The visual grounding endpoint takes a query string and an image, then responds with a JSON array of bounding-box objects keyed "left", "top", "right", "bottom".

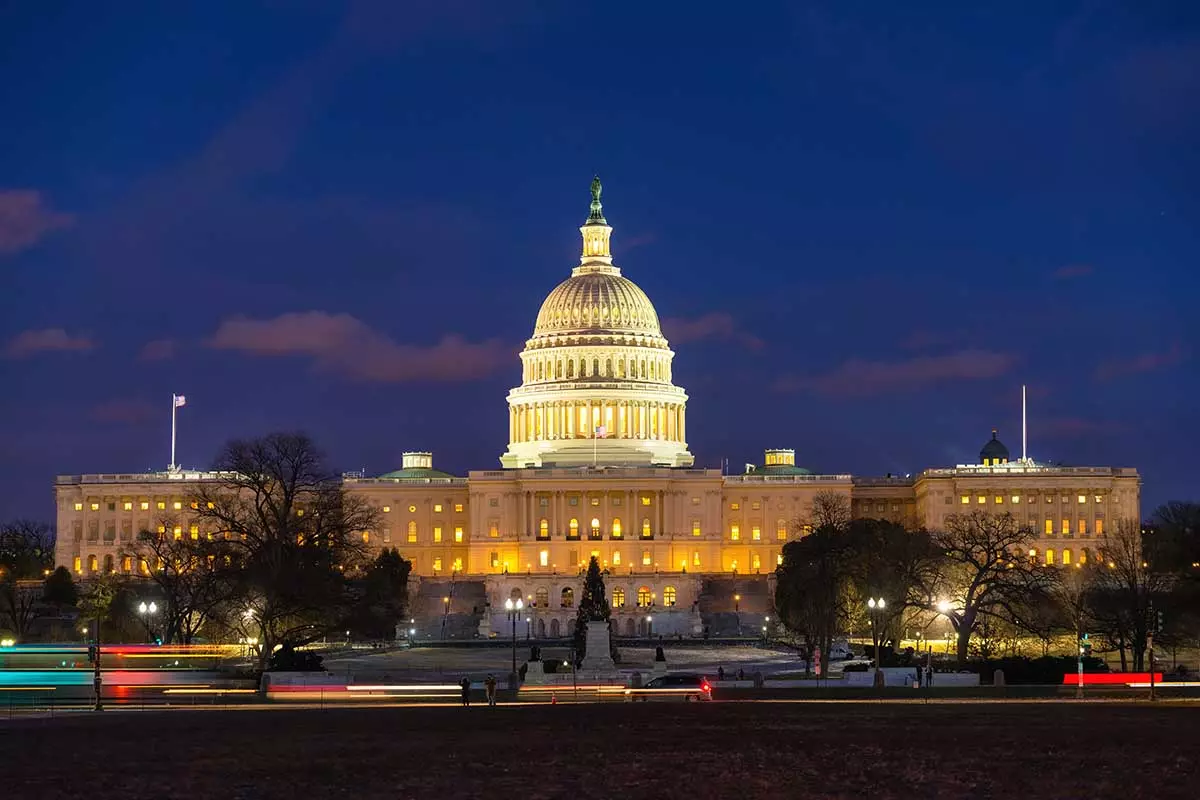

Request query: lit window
[
  {"left": 434, "top": 504, "right": 443, "bottom": 512},
  {"left": 172, "top": 501, "right": 181, "bottom": 510},
  {"left": 976, "top": 496, "right": 986, "bottom": 505},
  {"left": 157, "top": 501, "right": 166, "bottom": 510},
  {"left": 692, "top": 520, "right": 701, "bottom": 537},
  {"left": 613, "top": 551, "right": 621, "bottom": 565},
  {"left": 1061, "top": 496, "right": 1069, "bottom": 504},
  {"left": 960, "top": 495, "right": 969, "bottom": 505},
  {"left": 561, "top": 588, "right": 574, "bottom": 608},
  {"left": 73, "top": 556, "right": 82, "bottom": 573},
  {"left": 994, "top": 496, "right": 1003, "bottom": 504},
  {"left": 1044, "top": 519, "right": 1053, "bottom": 535},
  {"left": 613, "top": 588, "right": 625, "bottom": 608},
  {"left": 1094, "top": 495, "right": 1103, "bottom": 505},
  {"left": 433, "top": 557, "right": 443, "bottom": 571},
  {"left": 1061, "top": 519, "right": 1070, "bottom": 535},
  {"left": 569, "top": 519, "right": 579, "bottom": 537},
  {"left": 777, "top": 553, "right": 783, "bottom": 565},
  {"left": 206, "top": 502, "right": 213, "bottom": 509},
  {"left": 157, "top": 525, "right": 166, "bottom": 535},
  {"left": 752, "top": 526, "right": 761, "bottom": 541},
  {"left": 730, "top": 502, "right": 740, "bottom": 511},
  {"left": 641, "top": 519, "right": 651, "bottom": 537},
  {"left": 1045, "top": 549, "right": 1055, "bottom": 566},
  {"left": 641, "top": 496, "right": 651, "bottom": 506},
  {"left": 455, "top": 527, "right": 464, "bottom": 543},
  {"left": 664, "top": 586, "right": 677, "bottom": 606},
  {"left": 123, "top": 501, "right": 133, "bottom": 511},
  {"left": 452, "top": 557, "right": 462, "bottom": 572},
  {"left": 407, "top": 521, "right": 417, "bottom": 543},
  {"left": 612, "top": 518, "right": 622, "bottom": 538},
  {"left": 642, "top": 550, "right": 652, "bottom": 566},
  {"left": 383, "top": 528, "right": 391, "bottom": 543},
  {"left": 730, "top": 524, "right": 740, "bottom": 541},
  {"left": 488, "top": 523, "right": 498, "bottom": 538},
  {"left": 90, "top": 503, "right": 99, "bottom": 511},
  {"left": 173, "top": 526, "right": 182, "bottom": 540},
  {"left": 777, "top": 520, "right": 787, "bottom": 540},
  {"left": 87, "top": 555, "right": 97, "bottom": 573},
  {"left": 751, "top": 501, "right": 761, "bottom": 510},
  {"left": 296, "top": 509, "right": 304, "bottom": 517},
  {"left": 1078, "top": 495, "right": 1087, "bottom": 504},
  {"left": 383, "top": 505, "right": 391, "bottom": 513},
  {"left": 490, "top": 552, "right": 499, "bottom": 567},
  {"left": 590, "top": 497, "right": 600, "bottom": 506},
  {"left": 1062, "top": 549, "right": 1072, "bottom": 565},
  {"left": 691, "top": 497, "right": 700, "bottom": 505},
  {"left": 637, "top": 586, "right": 652, "bottom": 607},
  {"left": 1095, "top": 519, "right": 1104, "bottom": 536},
  {"left": 1077, "top": 519, "right": 1086, "bottom": 535},
  {"left": 189, "top": 524, "right": 199, "bottom": 540},
  {"left": 752, "top": 553, "right": 761, "bottom": 570},
  {"left": 539, "top": 550, "right": 549, "bottom": 567},
  {"left": 540, "top": 519, "right": 549, "bottom": 537},
  {"left": 190, "top": 501, "right": 198, "bottom": 510},
  {"left": 74, "top": 502, "right": 83, "bottom": 511},
  {"left": 362, "top": 531, "right": 370, "bottom": 544},
  {"left": 591, "top": 518, "right": 601, "bottom": 537},
  {"left": 140, "top": 501, "right": 150, "bottom": 510},
  {"left": 1080, "top": 548, "right": 1089, "bottom": 564},
  {"left": 1011, "top": 496, "right": 1020, "bottom": 504},
  {"left": 692, "top": 551, "right": 701, "bottom": 567},
  {"left": 409, "top": 505, "right": 417, "bottom": 513},
  {"left": 433, "top": 527, "right": 443, "bottom": 543}
]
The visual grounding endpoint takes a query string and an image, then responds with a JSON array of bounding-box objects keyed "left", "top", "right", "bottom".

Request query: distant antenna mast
[{"left": 1021, "top": 384, "right": 1028, "bottom": 463}]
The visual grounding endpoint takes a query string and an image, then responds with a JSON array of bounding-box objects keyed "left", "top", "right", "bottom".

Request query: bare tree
[
  {"left": 1088, "top": 518, "right": 1168, "bottom": 671},
  {"left": 188, "top": 433, "right": 377, "bottom": 669},
  {"left": 807, "top": 490, "right": 851, "bottom": 531},
  {"left": 0, "top": 519, "right": 54, "bottom": 579},
  {"left": 927, "top": 511, "right": 1044, "bottom": 665},
  {"left": 123, "top": 519, "right": 226, "bottom": 644}
]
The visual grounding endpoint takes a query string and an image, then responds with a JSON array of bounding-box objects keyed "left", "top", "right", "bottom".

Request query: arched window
[
  {"left": 593, "top": 358, "right": 600, "bottom": 377},
  {"left": 87, "top": 554, "right": 98, "bottom": 573},
  {"left": 567, "top": 360, "right": 575, "bottom": 378},
  {"left": 510, "top": 587, "right": 522, "bottom": 601},
  {"left": 619, "top": 358, "right": 626, "bottom": 377},
  {"left": 641, "top": 549, "right": 652, "bottom": 566},
  {"left": 752, "top": 553, "right": 761, "bottom": 571},
  {"left": 103, "top": 554, "right": 114, "bottom": 572},
  {"left": 611, "top": 518, "right": 622, "bottom": 538},
  {"left": 605, "top": 358, "right": 612, "bottom": 377},
  {"left": 537, "top": 361, "right": 543, "bottom": 380},
  {"left": 1079, "top": 548, "right": 1089, "bottom": 565},
  {"left": 535, "top": 587, "right": 549, "bottom": 607},
  {"left": 612, "top": 587, "right": 626, "bottom": 608},
  {"left": 1045, "top": 548, "right": 1056, "bottom": 566},
  {"left": 777, "top": 519, "right": 788, "bottom": 540},
  {"left": 556, "top": 360, "right": 562, "bottom": 378},
  {"left": 641, "top": 518, "right": 651, "bottom": 538},
  {"left": 637, "top": 586, "right": 652, "bottom": 607},
  {"left": 612, "top": 550, "right": 621, "bottom": 565},
  {"left": 590, "top": 518, "right": 601, "bottom": 538},
  {"left": 569, "top": 518, "right": 579, "bottom": 538},
  {"left": 664, "top": 586, "right": 677, "bottom": 606},
  {"left": 640, "top": 359, "right": 647, "bottom": 378},
  {"left": 561, "top": 587, "right": 574, "bottom": 608},
  {"left": 1062, "top": 548, "right": 1072, "bottom": 565},
  {"left": 407, "top": 520, "right": 417, "bottom": 543},
  {"left": 539, "top": 518, "right": 549, "bottom": 538}
]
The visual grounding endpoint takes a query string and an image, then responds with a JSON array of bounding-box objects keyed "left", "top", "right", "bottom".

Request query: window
[
  {"left": 960, "top": 495, "right": 969, "bottom": 505},
  {"left": 692, "top": 520, "right": 701, "bottom": 537},
  {"left": 1077, "top": 519, "right": 1086, "bottom": 535},
  {"left": 490, "top": 551, "right": 499, "bottom": 567},
  {"left": 409, "top": 504, "right": 417, "bottom": 513},
  {"left": 455, "top": 503, "right": 464, "bottom": 513},
  {"left": 362, "top": 531, "right": 370, "bottom": 544},
  {"left": 730, "top": 502, "right": 740, "bottom": 511},
  {"left": 452, "top": 557, "right": 462, "bottom": 572},
  {"left": 433, "top": 527, "right": 443, "bottom": 543},
  {"left": 73, "top": 556, "right": 82, "bottom": 573},
  {"left": 1062, "top": 549, "right": 1072, "bottom": 565},
  {"left": 1045, "top": 549, "right": 1055, "bottom": 566},
  {"left": 107, "top": 502, "right": 116, "bottom": 511},
  {"left": 539, "top": 519, "right": 549, "bottom": 538},
  {"left": 561, "top": 588, "right": 574, "bottom": 608},
  {"left": 487, "top": 522, "right": 498, "bottom": 538},
  {"left": 642, "top": 549, "right": 652, "bottom": 566},
  {"left": 540, "top": 496, "right": 549, "bottom": 507},
  {"left": 751, "top": 526, "right": 761, "bottom": 541},
  {"left": 613, "top": 497, "right": 622, "bottom": 506},
  {"left": 1080, "top": 548, "right": 1089, "bottom": 564},
  {"left": 1061, "top": 519, "right": 1070, "bottom": 535},
  {"left": 692, "top": 551, "right": 700, "bottom": 567},
  {"left": 383, "top": 528, "right": 391, "bottom": 543},
  {"left": 87, "top": 555, "right": 97, "bottom": 573},
  {"left": 433, "top": 557, "right": 443, "bottom": 571},
  {"left": 569, "top": 497, "right": 578, "bottom": 506},
  {"left": 1094, "top": 495, "right": 1103, "bottom": 505},
  {"left": 590, "top": 497, "right": 600, "bottom": 506},
  {"left": 189, "top": 524, "right": 199, "bottom": 540},
  {"left": 637, "top": 587, "right": 652, "bottom": 607},
  {"left": 1078, "top": 495, "right": 1087, "bottom": 504},
  {"left": 539, "top": 550, "right": 549, "bottom": 567},
  {"left": 434, "top": 503, "right": 443, "bottom": 513},
  {"left": 140, "top": 501, "right": 149, "bottom": 511},
  {"left": 751, "top": 501, "right": 761, "bottom": 510},
  {"left": 173, "top": 501, "right": 182, "bottom": 510},
  {"left": 74, "top": 502, "right": 83, "bottom": 511},
  {"left": 691, "top": 497, "right": 700, "bottom": 505},
  {"left": 611, "top": 518, "right": 622, "bottom": 538},
  {"left": 535, "top": 587, "right": 549, "bottom": 606},
  {"left": 407, "top": 521, "right": 417, "bottom": 543},
  {"left": 90, "top": 502, "right": 100, "bottom": 511},
  {"left": 994, "top": 496, "right": 1003, "bottom": 504},
  {"left": 123, "top": 501, "right": 133, "bottom": 511},
  {"left": 730, "top": 524, "right": 740, "bottom": 541},
  {"left": 173, "top": 526, "right": 182, "bottom": 540},
  {"left": 613, "top": 550, "right": 621, "bottom": 565},
  {"left": 641, "top": 519, "right": 651, "bottom": 538},
  {"left": 383, "top": 505, "right": 391, "bottom": 513},
  {"left": 1045, "top": 519, "right": 1053, "bottom": 536},
  {"left": 569, "top": 518, "right": 579, "bottom": 537},
  {"left": 641, "top": 496, "right": 651, "bottom": 506},
  {"left": 454, "top": 526, "right": 464, "bottom": 543},
  {"left": 664, "top": 586, "right": 677, "bottom": 606},
  {"left": 612, "top": 588, "right": 626, "bottom": 608},
  {"left": 976, "top": 496, "right": 986, "bottom": 505},
  {"left": 157, "top": 501, "right": 166, "bottom": 510},
  {"left": 590, "top": 518, "right": 601, "bottom": 538},
  {"left": 1009, "top": 495, "right": 1019, "bottom": 504},
  {"left": 752, "top": 553, "right": 761, "bottom": 570},
  {"left": 1095, "top": 519, "right": 1104, "bottom": 536}
]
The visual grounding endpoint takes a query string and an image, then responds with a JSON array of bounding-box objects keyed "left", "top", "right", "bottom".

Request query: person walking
[
  {"left": 717, "top": 666, "right": 725, "bottom": 682},
  {"left": 926, "top": 665, "right": 934, "bottom": 687},
  {"left": 460, "top": 676, "right": 471, "bottom": 707},
  {"left": 485, "top": 674, "right": 498, "bottom": 707}
]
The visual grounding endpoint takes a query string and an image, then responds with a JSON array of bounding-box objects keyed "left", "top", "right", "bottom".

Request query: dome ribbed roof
[
  {"left": 532, "top": 270, "right": 662, "bottom": 337},
  {"left": 980, "top": 430, "right": 1010, "bottom": 463}
]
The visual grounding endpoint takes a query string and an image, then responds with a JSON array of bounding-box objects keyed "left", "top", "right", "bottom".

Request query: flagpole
[
  {"left": 593, "top": 427, "right": 598, "bottom": 467},
  {"left": 170, "top": 394, "right": 178, "bottom": 471}
]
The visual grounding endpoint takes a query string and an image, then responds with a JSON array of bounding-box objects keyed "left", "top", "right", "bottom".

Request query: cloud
[
  {"left": 1095, "top": 342, "right": 1187, "bottom": 381},
  {"left": 3, "top": 328, "right": 96, "bottom": 359},
  {"left": 1037, "top": 417, "right": 1124, "bottom": 439},
  {"left": 138, "top": 339, "right": 177, "bottom": 362},
  {"left": 0, "top": 190, "right": 74, "bottom": 256},
  {"left": 90, "top": 398, "right": 157, "bottom": 425},
  {"left": 662, "top": 312, "right": 764, "bottom": 350},
  {"left": 207, "top": 311, "right": 511, "bottom": 382},
  {"left": 777, "top": 349, "right": 1017, "bottom": 396},
  {"left": 1051, "top": 264, "right": 1093, "bottom": 280}
]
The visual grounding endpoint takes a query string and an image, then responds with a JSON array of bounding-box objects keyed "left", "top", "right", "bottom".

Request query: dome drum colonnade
[{"left": 500, "top": 178, "right": 693, "bottom": 468}]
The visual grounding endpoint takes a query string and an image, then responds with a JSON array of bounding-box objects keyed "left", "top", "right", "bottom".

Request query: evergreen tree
[{"left": 572, "top": 556, "right": 611, "bottom": 660}]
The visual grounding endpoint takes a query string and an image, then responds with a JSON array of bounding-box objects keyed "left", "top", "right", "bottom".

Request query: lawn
[{"left": 3, "top": 701, "right": 1197, "bottom": 799}]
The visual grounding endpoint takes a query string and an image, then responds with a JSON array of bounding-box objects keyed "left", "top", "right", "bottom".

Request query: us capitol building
[{"left": 53, "top": 180, "right": 1141, "bottom": 639}]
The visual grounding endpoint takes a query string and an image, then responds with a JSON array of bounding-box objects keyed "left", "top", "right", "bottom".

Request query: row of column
[
  {"left": 510, "top": 487, "right": 690, "bottom": 539},
  {"left": 508, "top": 400, "right": 685, "bottom": 443}
]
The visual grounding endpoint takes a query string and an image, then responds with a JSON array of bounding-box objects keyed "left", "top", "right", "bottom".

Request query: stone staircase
[{"left": 409, "top": 578, "right": 487, "bottom": 641}]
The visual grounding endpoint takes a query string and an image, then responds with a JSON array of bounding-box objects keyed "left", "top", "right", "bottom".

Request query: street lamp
[
  {"left": 137, "top": 601, "right": 158, "bottom": 642},
  {"left": 504, "top": 597, "right": 524, "bottom": 681},
  {"left": 646, "top": 614, "right": 653, "bottom": 638},
  {"left": 441, "top": 595, "right": 451, "bottom": 641},
  {"left": 734, "top": 593, "right": 741, "bottom": 636},
  {"left": 867, "top": 597, "right": 886, "bottom": 673}
]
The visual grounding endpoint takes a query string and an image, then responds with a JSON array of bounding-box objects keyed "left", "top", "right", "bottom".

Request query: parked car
[{"left": 626, "top": 674, "right": 713, "bottom": 702}]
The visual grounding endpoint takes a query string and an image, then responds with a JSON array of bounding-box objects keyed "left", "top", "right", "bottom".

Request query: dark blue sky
[{"left": 2, "top": 1, "right": 1196, "bottom": 520}]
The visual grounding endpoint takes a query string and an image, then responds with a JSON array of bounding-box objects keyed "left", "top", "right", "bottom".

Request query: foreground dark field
[{"left": 3, "top": 702, "right": 1198, "bottom": 799}]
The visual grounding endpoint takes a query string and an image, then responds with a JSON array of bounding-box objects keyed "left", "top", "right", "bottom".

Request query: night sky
[{"left": 2, "top": 1, "right": 1197, "bottom": 521}]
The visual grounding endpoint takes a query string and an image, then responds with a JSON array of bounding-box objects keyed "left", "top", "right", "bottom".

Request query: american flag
[{"left": 173, "top": 394, "right": 187, "bottom": 408}]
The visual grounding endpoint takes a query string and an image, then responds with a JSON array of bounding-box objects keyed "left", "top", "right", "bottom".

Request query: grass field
[{"left": 3, "top": 701, "right": 1197, "bottom": 799}]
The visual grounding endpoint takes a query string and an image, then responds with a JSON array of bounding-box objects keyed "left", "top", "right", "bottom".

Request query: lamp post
[
  {"left": 441, "top": 595, "right": 450, "bottom": 641},
  {"left": 734, "top": 593, "right": 741, "bottom": 636},
  {"left": 646, "top": 615, "right": 653, "bottom": 638},
  {"left": 867, "top": 597, "right": 886, "bottom": 676},
  {"left": 504, "top": 597, "right": 524, "bottom": 681},
  {"left": 136, "top": 601, "right": 158, "bottom": 643}
]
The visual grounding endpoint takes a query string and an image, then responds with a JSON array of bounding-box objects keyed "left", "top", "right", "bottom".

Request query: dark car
[{"left": 625, "top": 673, "right": 713, "bottom": 702}]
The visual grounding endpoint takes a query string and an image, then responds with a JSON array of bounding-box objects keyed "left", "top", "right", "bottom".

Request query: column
[{"left": 679, "top": 406, "right": 685, "bottom": 443}]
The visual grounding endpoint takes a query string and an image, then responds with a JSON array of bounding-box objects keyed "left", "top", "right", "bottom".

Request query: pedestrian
[
  {"left": 925, "top": 666, "right": 934, "bottom": 687},
  {"left": 460, "top": 676, "right": 471, "bottom": 707},
  {"left": 717, "top": 666, "right": 725, "bottom": 681},
  {"left": 737, "top": 668, "right": 744, "bottom": 681},
  {"left": 485, "top": 674, "right": 497, "bottom": 707}
]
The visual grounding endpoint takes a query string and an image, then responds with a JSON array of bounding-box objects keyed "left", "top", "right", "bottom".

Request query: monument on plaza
[{"left": 575, "top": 557, "right": 617, "bottom": 672}]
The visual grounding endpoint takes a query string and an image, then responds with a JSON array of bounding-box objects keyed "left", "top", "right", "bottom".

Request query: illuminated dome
[{"left": 500, "top": 178, "right": 693, "bottom": 469}]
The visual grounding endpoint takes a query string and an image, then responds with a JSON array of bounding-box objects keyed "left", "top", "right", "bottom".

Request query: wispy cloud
[
  {"left": 138, "top": 339, "right": 177, "bottom": 362},
  {"left": 207, "top": 311, "right": 511, "bottom": 382},
  {"left": 0, "top": 190, "right": 74, "bottom": 256},
  {"left": 1095, "top": 342, "right": 1187, "bottom": 381},
  {"left": 3, "top": 328, "right": 96, "bottom": 359},
  {"left": 90, "top": 398, "right": 157, "bottom": 425},
  {"left": 1051, "top": 264, "right": 1093, "bottom": 280},
  {"left": 777, "top": 349, "right": 1017, "bottom": 396},
  {"left": 662, "top": 312, "right": 764, "bottom": 350}
]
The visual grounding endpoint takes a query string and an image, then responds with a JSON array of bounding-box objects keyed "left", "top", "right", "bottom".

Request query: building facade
[{"left": 52, "top": 180, "right": 1142, "bottom": 637}]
